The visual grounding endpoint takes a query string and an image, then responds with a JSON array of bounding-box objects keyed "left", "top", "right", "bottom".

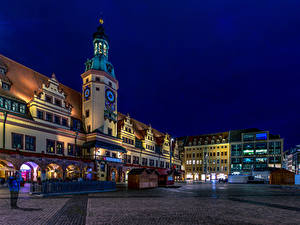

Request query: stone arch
[
  {"left": 0, "top": 159, "right": 16, "bottom": 179},
  {"left": 65, "top": 164, "right": 81, "bottom": 180},
  {"left": 46, "top": 163, "right": 63, "bottom": 180},
  {"left": 19, "top": 161, "right": 41, "bottom": 182}
]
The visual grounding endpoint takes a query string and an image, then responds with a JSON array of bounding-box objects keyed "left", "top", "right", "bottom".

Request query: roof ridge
[{"left": 0, "top": 54, "right": 81, "bottom": 95}]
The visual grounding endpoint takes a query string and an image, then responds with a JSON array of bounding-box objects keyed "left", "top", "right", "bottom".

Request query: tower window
[
  {"left": 108, "top": 128, "right": 112, "bottom": 136},
  {"left": 87, "top": 125, "right": 91, "bottom": 133},
  {"left": 86, "top": 78, "right": 89, "bottom": 84},
  {"left": 96, "top": 77, "right": 100, "bottom": 82},
  {"left": 96, "top": 87, "right": 100, "bottom": 91},
  {"left": 109, "top": 82, "right": 112, "bottom": 87},
  {"left": 85, "top": 109, "right": 90, "bottom": 118}
]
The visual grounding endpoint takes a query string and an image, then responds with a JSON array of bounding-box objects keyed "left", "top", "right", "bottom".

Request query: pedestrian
[{"left": 8, "top": 171, "right": 22, "bottom": 209}]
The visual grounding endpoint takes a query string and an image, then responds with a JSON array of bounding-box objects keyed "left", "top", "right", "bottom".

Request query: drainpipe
[{"left": 2, "top": 112, "right": 7, "bottom": 149}]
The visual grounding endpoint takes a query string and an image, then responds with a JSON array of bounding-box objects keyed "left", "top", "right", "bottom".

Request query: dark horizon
[{"left": 1, "top": 1, "right": 300, "bottom": 149}]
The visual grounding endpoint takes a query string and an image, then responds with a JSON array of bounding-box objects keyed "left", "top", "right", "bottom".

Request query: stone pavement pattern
[{"left": 0, "top": 183, "right": 300, "bottom": 225}]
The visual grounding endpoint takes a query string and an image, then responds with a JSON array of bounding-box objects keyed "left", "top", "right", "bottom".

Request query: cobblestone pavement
[
  {"left": 0, "top": 183, "right": 300, "bottom": 225},
  {"left": 0, "top": 185, "right": 69, "bottom": 225}
]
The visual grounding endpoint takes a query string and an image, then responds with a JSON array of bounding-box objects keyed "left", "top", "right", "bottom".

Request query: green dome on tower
[{"left": 85, "top": 19, "right": 115, "bottom": 79}]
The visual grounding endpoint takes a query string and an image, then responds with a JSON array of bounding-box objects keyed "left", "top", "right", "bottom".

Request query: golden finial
[{"left": 99, "top": 18, "right": 104, "bottom": 25}]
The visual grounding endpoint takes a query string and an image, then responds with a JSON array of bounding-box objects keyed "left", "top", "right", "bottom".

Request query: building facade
[
  {"left": 229, "top": 129, "right": 283, "bottom": 175},
  {"left": 179, "top": 132, "right": 230, "bottom": 181},
  {"left": 284, "top": 146, "right": 300, "bottom": 174},
  {"left": 177, "top": 128, "right": 283, "bottom": 180},
  {"left": 0, "top": 20, "right": 181, "bottom": 182}
]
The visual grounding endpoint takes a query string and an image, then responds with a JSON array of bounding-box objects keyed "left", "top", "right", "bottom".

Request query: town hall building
[{"left": 0, "top": 20, "right": 181, "bottom": 182}]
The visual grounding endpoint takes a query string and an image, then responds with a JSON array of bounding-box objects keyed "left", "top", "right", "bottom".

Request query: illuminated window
[
  {"left": 4, "top": 99, "right": 11, "bottom": 110},
  {"left": 0, "top": 97, "right": 3, "bottom": 107},
  {"left": 11, "top": 102, "right": 18, "bottom": 112},
  {"left": 99, "top": 42, "right": 102, "bottom": 54},
  {"left": 56, "top": 142, "right": 64, "bottom": 154},
  {"left": 67, "top": 144, "right": 74, "bottom": 156},
  {"left": 46, "top": 139, "right": 55, "bottom": 153},
  {"left": 19, "top": 104, "right": 25, "bottom": 114},
  {"left": 94, "top": 42, "right": 98, "bottom": 55},
  {"left": 103, "top": 44, "right": 107, "bottom": 56}
]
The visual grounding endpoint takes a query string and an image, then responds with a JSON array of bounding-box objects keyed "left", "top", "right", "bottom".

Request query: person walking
[{"left": 8, "top": 171, "right": 21, "bottom": 209}]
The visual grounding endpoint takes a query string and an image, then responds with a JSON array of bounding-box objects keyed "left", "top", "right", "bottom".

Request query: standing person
[{"left": 8, "top": 171, "right": 21, "bottom": 209}]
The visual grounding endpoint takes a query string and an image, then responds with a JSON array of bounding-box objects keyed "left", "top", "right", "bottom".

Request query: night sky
[{"left": 1, "top": 1, "right": 300, "bottom": 149}]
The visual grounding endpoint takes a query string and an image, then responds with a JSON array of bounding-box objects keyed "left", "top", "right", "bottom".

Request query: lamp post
[{"left": 170, "top": 138, "right": 174, "bottom": 170}]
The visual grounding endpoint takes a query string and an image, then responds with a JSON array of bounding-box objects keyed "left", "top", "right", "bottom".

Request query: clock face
[
  {"left": 84, "top": 87, "right": 90, "bottom": 99},
  {"left": 106, "top": 89, "right": 115, "bottom": 103}
]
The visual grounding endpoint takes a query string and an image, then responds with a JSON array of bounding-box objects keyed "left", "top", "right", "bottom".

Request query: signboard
[
  {"left": 167, "top": 176, "right": 173, "bottom": 181},
  {"left": 103, "top": 157, "right": 122, "bottom": 163}
]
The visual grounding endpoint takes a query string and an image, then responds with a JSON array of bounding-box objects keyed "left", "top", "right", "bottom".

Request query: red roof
[{"left": 0, "top": 54, "right": 82, "bottom": 119}]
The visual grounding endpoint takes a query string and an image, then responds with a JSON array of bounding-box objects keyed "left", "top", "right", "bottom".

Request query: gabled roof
[
  {"left": 0, "top": 54, "right": 82, "bottom": 120},
  {"left": 118, "top": 112, "right": 166, "bottom": 145}
]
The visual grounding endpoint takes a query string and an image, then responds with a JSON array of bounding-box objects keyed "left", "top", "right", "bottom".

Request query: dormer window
[
  {"left": 54, "top": 98, "right": 61, "bottom": 107},
  {"left": 0, "top": 68, "right": 5, "bottom": 75},
  {"left": 2, "top": 82, "right": 10, "bottom": 90},
  {"left": 45, "top": 95, "right": 52, "bottom": 103}
]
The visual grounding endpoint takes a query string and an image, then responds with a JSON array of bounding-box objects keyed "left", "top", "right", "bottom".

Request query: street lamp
[{"left": 170, "top": 138, "right": 174, "bottom": 170}]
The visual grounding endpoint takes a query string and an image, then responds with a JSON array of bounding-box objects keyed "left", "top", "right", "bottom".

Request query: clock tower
[{"left": 81, "top": 19, "right": 118, "bottom": 136}]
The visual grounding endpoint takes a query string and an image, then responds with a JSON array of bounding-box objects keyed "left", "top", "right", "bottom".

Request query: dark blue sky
[{"left": 1, "top": 1, "right": 300, "bottom": 149}]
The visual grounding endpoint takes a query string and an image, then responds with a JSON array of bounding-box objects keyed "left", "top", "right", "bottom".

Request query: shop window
[
  {"left": 12, "top": 133, "right": 23, "bottom": 149},
  {"left": 25, "top": 135, "right": 36, "bottom": 151}
]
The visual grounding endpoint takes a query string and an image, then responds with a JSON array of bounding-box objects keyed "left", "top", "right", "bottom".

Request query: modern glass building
[{"left": 229, "top": 128, "right": 283, "bottom": 175}]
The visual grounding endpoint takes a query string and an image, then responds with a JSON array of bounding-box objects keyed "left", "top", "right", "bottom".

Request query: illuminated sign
[
  {"left": 256, "top": 133, "right": 267, "bottom": 140},
  {"left": 103, "top": 157, "right": 122, "bottom": 163},
  {"left": 167, "top": 176, "right": 173, "bottom": 181}
]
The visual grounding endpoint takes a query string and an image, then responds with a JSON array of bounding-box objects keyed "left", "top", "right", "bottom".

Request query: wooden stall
[
  {"left": 269, "top": 168, "right": 295, "bottom": 185},
  {"left": 128, "top": 168, "right": 158, "bottom": 189},
  {"left": 157, "top": 169, "right": 176, "bottom": 186}
]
